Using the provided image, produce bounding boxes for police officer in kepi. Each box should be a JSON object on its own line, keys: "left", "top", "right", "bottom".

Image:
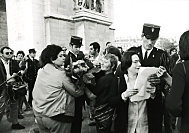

{"left": 127, "top": 23, "right": 170, "bottom": 133}
{"left": 64, "top": 36, "right": 85, "bottom": 133}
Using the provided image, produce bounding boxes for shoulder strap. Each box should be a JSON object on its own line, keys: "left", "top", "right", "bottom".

{"left": 182, "top": 62, "right": 186, "bottom": 75}
{"left": 117, "top": 77, "right": 120, "bottom": 94}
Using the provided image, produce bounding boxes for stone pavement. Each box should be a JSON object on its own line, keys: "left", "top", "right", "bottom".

{"left": 0, "top": 110, "right": 37, "bottom": 133}
{"left": 0, "top": 107, "right": 180, "bottom": 133}
{"left": 0, "top": 106, "right": 97, "bottom": 133}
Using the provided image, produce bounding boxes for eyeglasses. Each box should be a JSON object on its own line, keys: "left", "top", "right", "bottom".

{"left": 5, "top": 52, "right": 13, "bottom": 55}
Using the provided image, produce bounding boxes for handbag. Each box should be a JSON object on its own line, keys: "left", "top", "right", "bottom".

{"left": 110, "top": 77, "right": 120, "bottom": 132}
{"left": 13, "top": 76, "right": 27, "bottom": 97}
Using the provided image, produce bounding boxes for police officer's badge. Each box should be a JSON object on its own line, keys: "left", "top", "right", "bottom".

{"left": 151, "top": 27, "right": 154, "bottom": 33}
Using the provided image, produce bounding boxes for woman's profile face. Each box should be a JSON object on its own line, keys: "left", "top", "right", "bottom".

{"left": 52, "top": 51, "right": 66, "bottom": 66}
{"left": 127, "top": 54, "right": 141, "bottom": 74}
{"left": 101, "top": 58, "right": 112, "bottom": 72}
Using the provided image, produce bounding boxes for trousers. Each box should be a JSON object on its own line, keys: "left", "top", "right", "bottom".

{"left": 34, "top": 110, "right": 71, "bottom": 133}
{"left": 0, "top": 88, "right": 18, "bottom": 124}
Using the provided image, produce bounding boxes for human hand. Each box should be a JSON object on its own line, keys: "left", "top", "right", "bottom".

{"left": 147, "top": 74, "right": 160, "bottom": 86}
{"left": 156, "top": 66, "right": 167, "bottom": 77}
{"left": 7, "top": 78, "right": 15, "bottom": 84}
{"left": 146, "top": 82, "right": 156, "bottom": 94}
{"left": 122, "top": 88, "right": 138, "bottom": 100}
{"left": 75, "top": 88, "right": 84, "bottom": 96}
{"left": 7, "top": 73, "right": 18, "bottom": 83}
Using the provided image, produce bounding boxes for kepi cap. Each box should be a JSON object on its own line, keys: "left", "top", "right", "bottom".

{"left": 29, "top": 48, "right": 36, "bottom": 53}
{"left": 70, "top": 36, "right": 82, "bottom": 47}
{"left": 142, "top": 23, "right": 160, "bottom": 40}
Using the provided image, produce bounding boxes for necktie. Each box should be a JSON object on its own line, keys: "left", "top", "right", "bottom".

{"left": 144, "top": 50, "right": 148, "bottom": 60}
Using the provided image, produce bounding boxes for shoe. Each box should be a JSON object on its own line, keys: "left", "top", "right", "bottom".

{"left": 18, "top": 114, "right": 24, "bottom": 119}
{"left": 12, "top": 123, "right": 25, "bottom": 130}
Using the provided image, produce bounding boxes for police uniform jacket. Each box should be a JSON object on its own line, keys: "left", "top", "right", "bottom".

{"left": 115, "top": 46, "right": 170, "bottom": 132}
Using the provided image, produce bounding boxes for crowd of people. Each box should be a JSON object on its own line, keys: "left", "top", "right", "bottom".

{"left": 0, "top": 47, "right": 39, "bottom": 129}
{"left": 0, "top": 23, "right": 189, "bottom": 133}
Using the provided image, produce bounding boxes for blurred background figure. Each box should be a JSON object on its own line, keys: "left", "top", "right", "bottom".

{"left": 117, "top": 46, "right": 124, "bottom": 56}
{"left": 89, "top": 42, "right": 101, "bottom": 68}
{"left": 24, "top": 49, "right": 39, "bottom": 107}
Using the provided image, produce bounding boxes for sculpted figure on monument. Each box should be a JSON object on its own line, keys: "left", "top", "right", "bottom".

{"left": 94, "top": 0, "right": 104, "bottom": 13}
{"left": 73, "top": 0, "right": 104, "bottom": 13}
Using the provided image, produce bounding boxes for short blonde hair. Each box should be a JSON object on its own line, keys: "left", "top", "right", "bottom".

{"left": 104, "top": 54, "right": 118, "bottom": 72}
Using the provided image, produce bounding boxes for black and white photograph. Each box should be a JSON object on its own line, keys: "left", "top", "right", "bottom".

{"left": 0, "top": 0, "right": 189, "bottom": 133}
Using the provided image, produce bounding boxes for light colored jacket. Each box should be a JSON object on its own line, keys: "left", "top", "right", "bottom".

{"left": 33, "top": 64, "right": 78, "bottom": 117}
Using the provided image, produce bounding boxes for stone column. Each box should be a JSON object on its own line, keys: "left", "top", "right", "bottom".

{"left": 5, "top": 0, "right": 45, "bottom": 57}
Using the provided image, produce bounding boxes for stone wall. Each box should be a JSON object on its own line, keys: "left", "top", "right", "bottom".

{"left": 0, "top": 0, "right": 8, "bottom": 48}
{"left": 5, "top": 0, "right": 114, "bottom": 55}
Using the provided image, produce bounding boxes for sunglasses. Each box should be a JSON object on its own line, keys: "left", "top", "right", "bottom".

{"left": 5, "top": 52, "right": 13, "bottom": 55}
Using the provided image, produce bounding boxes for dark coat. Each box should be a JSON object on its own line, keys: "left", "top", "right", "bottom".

{"left": 24, "top": 58, "right": 39, "bottom": 83}
{"left": 0, "top": 58, "right": 20, "bottom": 95}
{"left": 64, "top": 51, "right": 78, "bottom": 68}
{"left": 115, "top": 46, "right": 170, "bottom": 133}
{"left": 112, "top": 75, "right": 128, "bottom": 133}
{"left": 0, "top": 59, "right": 7, "bottom": 94}
{"left": 166, "top": 61, "right": 189, "bottom": 133}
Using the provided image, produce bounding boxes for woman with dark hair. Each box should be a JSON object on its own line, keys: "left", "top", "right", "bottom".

{"left": 112, "top": 51, "right": 157, "bottom": 133}
{"left": 165, "top": 30, "right": 189, "bottom": 133}
{"left": 14, "top": 50, "right": 28, "bottom": 118}
{"left": 32, "top": 44, "right": 84, "bottom": 133}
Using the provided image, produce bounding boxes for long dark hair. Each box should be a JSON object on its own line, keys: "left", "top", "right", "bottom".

{"left": 121, "top": 51, "right": 138, "bottom": 74}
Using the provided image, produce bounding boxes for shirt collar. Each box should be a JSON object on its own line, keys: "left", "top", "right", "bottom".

{"left": 0, "top": 58, "right": 9, "bottom": 65}
{"left": 29, "top": 55, "right": 34, "bottom": 61}
{"left": 142, "top": 46, "right": 153, "bottom": 58}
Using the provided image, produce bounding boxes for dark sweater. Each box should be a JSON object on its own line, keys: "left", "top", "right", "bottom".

{"left": 93, "top": 71, "right": 118, "bottom": 107}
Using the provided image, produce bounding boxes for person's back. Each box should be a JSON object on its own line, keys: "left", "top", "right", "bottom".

{"left": 166, "top": 30, "right": 189, "bottom": 133}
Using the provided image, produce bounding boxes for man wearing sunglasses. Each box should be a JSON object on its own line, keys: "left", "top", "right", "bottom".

{"left": 0, "top": 46, "right": 25, "bottom": 130}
